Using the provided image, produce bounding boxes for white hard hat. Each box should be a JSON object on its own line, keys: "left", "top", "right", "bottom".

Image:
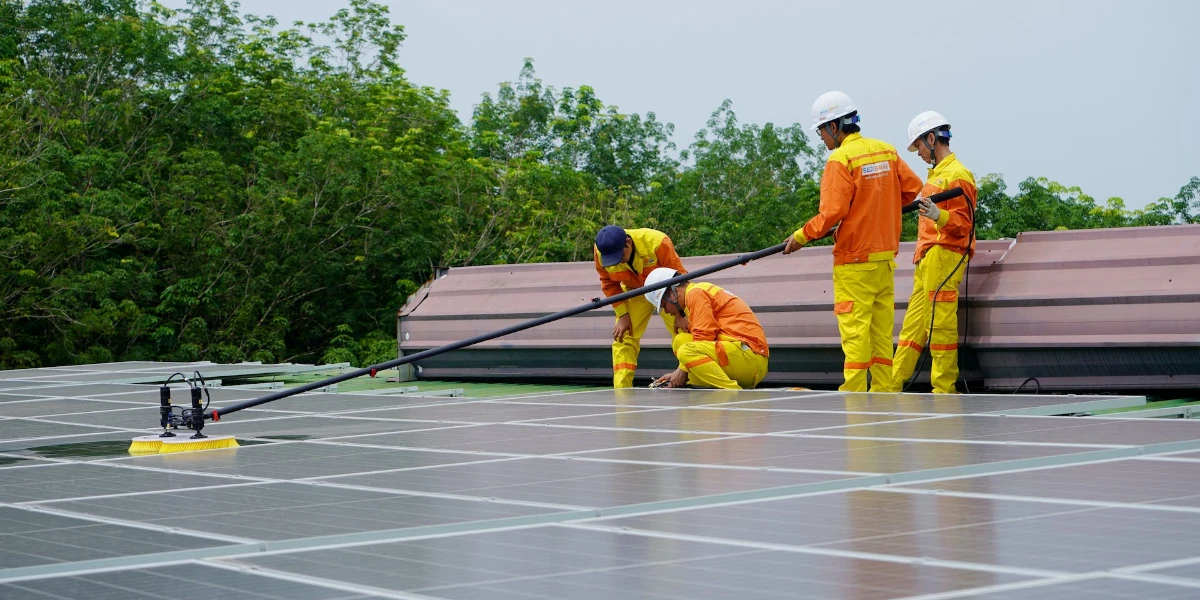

{"left": 643, "top": 268, "right": 679, "bottom": 313}
{"left": 811, "top": 91, "right": 858, "bottom": 131}
{"left": 907, "top": 111, "right": 951, "bottom": 151}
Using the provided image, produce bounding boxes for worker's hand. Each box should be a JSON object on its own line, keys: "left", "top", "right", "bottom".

{"left": 918, "top": 197, "right": 941, "bottom": 223}
{"left": 613, "top": 313, "right": 633, "bottom": 342}
{"left": 782, "top": 234, "right": 805, "bottom": 255}
{"left": 667, "top": 368, "right": 688, "bottom": 388}
{"left": 674, "top": 315, "right": 690, "bottom": 334}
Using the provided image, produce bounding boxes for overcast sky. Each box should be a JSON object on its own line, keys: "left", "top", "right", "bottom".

{"left": 175, "top": 0, "right": 1197, "bottom": 208}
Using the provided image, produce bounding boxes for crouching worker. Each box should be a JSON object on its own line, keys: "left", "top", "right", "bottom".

{"left": 644, "top": 268, "right": 769, "bottom": 390}
{"left": 594, "top": 225, "right": 688, "bottom": 388}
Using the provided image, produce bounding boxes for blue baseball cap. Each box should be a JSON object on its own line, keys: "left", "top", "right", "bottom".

{"left": 595, "top": 225, "right": 628, "bottom": 267}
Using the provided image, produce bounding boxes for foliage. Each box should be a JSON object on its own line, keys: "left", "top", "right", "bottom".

{"left": 974, "top": 175, "right": 1178, "bottom": 239}
{"left": 640, "top": 100, "right": 822, "bottom": 253}
{"left": 0, "top": 0, "right": 1193, "bottom": 368}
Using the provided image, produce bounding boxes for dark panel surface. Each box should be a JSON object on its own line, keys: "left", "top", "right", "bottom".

{"left": 327, "top": 456, "right": 854, "bottom": 507}
{"left": 723, "top": 393, "right": 1140, "bottom": 415}
{"left": 239, "top": 525, "right": 1028, "bottom": 599}
{"left": 603, "top": 490, "right": 1200, "bottom": 572}
{"left": 348, "top": 424, "right": 728, "bottom": 455}
{"left": 584, "top": 434, "right": 1102, "bottom": 473}
{"left": 0, "top": 462, "right": 248, "bottom": 503}
{"left": 0, "top": 506, "right": 229, "bottom": 569}
{"left": 905, "top": 458, "right": 1200, "bottom": 506}
{"left": 795, "top": 414, "right": 1200, "bottom": 446}
{"left": 537, "top": 408, "right": 919, "bottom": 434}
{"left": 43, "top": 482, "right": 559, "bottom": 541}
{"left": 955, "top": 576, "right": 1199, "bottom": 599}
{"left": 0, "top": 563, "right": 382, "bottom": 599}
{"left": 349, "top": 402, "right": 629, "bottom": 423}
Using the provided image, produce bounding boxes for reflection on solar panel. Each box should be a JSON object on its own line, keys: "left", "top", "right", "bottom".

{"left": 1, "top": 362, "right": 1199, "bottom": 599}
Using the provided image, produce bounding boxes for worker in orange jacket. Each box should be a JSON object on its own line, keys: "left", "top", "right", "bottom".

{"left": 887, "top": 111, "right": 978, "bottom": 393}
{"left": 643, "top": 267, "right": 769, "bottom": 390}
{"left": 594, "top": 226, "right": 687, "bottom": 387}
{"left": 782, "top": 91, "right": 923, "bottom": 392}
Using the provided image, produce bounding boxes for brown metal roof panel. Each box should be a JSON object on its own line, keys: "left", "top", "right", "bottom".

{"left": 398, "top": 225, "right": 1200, "bottom": 391}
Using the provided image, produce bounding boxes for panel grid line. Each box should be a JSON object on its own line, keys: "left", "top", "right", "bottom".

{"left": 3, "top": 370, "right": 1198, "bottom": 599}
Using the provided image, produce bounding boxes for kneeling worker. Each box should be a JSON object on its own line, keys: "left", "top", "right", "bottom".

{"left": 643, "top": 267, "right": 769, "bottom": 390}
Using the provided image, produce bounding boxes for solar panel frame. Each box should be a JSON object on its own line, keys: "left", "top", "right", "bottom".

{"left": 0, "top": 362, "right": 1197, "bottom": 599}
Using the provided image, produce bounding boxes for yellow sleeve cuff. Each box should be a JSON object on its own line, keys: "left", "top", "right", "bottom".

{"left": 935, "top": 209, "right": 950, "bottom": 229}
{"left": 792, "top": 230, "right": 809, "bottom": 245}
{"left": 613, "top": 301, "right": 629, "bottom": 317}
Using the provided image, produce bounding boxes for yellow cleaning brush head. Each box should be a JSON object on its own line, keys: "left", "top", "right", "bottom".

{"left": 128, "top": 436, "right": 164, "bottom": 455}
{"left": 128, "top": 434, "right": 239, "bottom": 455}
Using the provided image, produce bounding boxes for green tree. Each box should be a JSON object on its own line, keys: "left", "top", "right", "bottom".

{"left": 642, "top": 100, "right": 821, "bottom": 254}
{"left": 0, "top": 0, "right": 1192, "bottom": 370}
{"left": 1165, "top": 176, "right": 1200, "bottom": 224}
{"left": 972, "top": 175, "right": 1181, "bottom": 239}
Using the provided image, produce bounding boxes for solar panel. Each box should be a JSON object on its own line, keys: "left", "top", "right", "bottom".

{"left": 240, "top": 525, "right": 1031, "bottom": 599}
{"left": 47, "top": 482, "right": 558, "bottom": 542}
{"left": 0, "top": 563, "right": 378, "bottom": 600}
{"left": 0, "top": 506, "right": 232, "bottom": 569}
{"left": 328, "top": 456, "right": 852, "bottom": 508}
{"left": 0, "top": 462, "right": 245, "bottom": 503}
{"left": 1142, "top": 562, "right": 1200, "bottom": 584}
{"left": 908, "top": 576, "right": 1200, "bottom": 599}
{"left": 0, "top": 362, "right": 1198, "bottom": 599}
{"left": 0, "top": 398, "right": 128, "bottom": 418}
{"left": 903, "top": 458, "right": 1200, "bottom": 507}
{"left": 598, "top": 489, "right": 1200, "bottom": 572}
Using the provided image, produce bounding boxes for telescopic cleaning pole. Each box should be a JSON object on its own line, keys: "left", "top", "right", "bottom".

{"left": 200, "top": 188, "right": 963, "bottom": 423}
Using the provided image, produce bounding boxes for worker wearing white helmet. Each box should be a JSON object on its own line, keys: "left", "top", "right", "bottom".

{"left": 782, "top": 91, "right": 923, "bottom": 392}
{"left": 643, "top": 268, "right": 769, "bottom": 390}
{"left": 885, "top": 111, "right": 978, "bottom": 393}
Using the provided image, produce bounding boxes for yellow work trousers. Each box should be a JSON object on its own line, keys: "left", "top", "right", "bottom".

{"left": 612, "top": 296, "right": 677, "bottom": 388}
{"left": 892, "top": 245, "right": 967, "bottom": 393}
{"left": 672, "top": 333, "right": 768, "bottom": 390}
{"left": 832, "top": 260, "right": 896, "bottom": 392}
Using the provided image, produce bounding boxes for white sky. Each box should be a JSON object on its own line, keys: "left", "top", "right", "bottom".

{"left": 169, "top": 0, "right": 1199, "bottom": 208}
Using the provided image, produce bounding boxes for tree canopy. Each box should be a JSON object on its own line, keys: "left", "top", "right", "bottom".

{"left": 1, "top": 0, "right": 1195, "bottom": 368}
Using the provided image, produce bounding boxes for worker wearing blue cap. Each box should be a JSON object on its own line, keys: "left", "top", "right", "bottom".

{"left": 594, "top": 225, "right": 688, "bottom": 387}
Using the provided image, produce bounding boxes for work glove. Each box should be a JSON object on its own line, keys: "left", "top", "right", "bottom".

{"left": 917, "top": 197, "right": 940, "bottom": 223}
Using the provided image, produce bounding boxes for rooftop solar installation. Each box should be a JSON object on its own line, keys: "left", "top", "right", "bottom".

{"left": 1, "top": 362, "right": 1198, "bottom": 599}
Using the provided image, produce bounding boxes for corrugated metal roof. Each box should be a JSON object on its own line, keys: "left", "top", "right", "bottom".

{"left": 398, "top": 225, "right": 1200, "bottom": 391}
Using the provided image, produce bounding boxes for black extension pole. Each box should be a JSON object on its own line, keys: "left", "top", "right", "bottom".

{"left": 205, "top": 187, "right": 963, "bottom": 422}
{"left": 902, "top": 187, "right": 963, "bottom": 215}
{"left": 206, "top": 244, "right": 783, "bottom": 420}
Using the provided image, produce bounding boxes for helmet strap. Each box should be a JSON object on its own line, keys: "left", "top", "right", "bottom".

{"left": 922, "top": 133, "right": 939, "bottom": 168}
{"left": 664, "top": 285, "right": 684, "bottom": 315}
{"left": 823, "top": 122, "right": 842, "bottom": 148}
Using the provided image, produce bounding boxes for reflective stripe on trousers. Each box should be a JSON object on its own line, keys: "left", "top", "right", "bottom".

{"left": 612, "top": 296, "right": 677, "bottom": 388}
{"left": 891, "top": 244, "right": 966, "bottom": 393}
{"left": 671, "top": 333, "right": 768, "bottom": 390}
{"left": 832, "top": 259, "right": 896, "bottom": 392}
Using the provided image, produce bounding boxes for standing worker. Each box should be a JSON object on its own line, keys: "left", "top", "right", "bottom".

{"left": 782, "top": 91, "right": 922, "bottom": 392}
{"left": 643, "top": 268, "right": 769, "bottom": 390}
{"left": 888, "top": 111, "right": 977, "bottom": 393}
{"left": 594, "top": 226, "right": 687, "bottom": 387}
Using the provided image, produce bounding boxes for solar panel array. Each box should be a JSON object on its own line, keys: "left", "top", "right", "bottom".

{"left": 2, "top": 363, "right": 1200, "bottom": 599}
